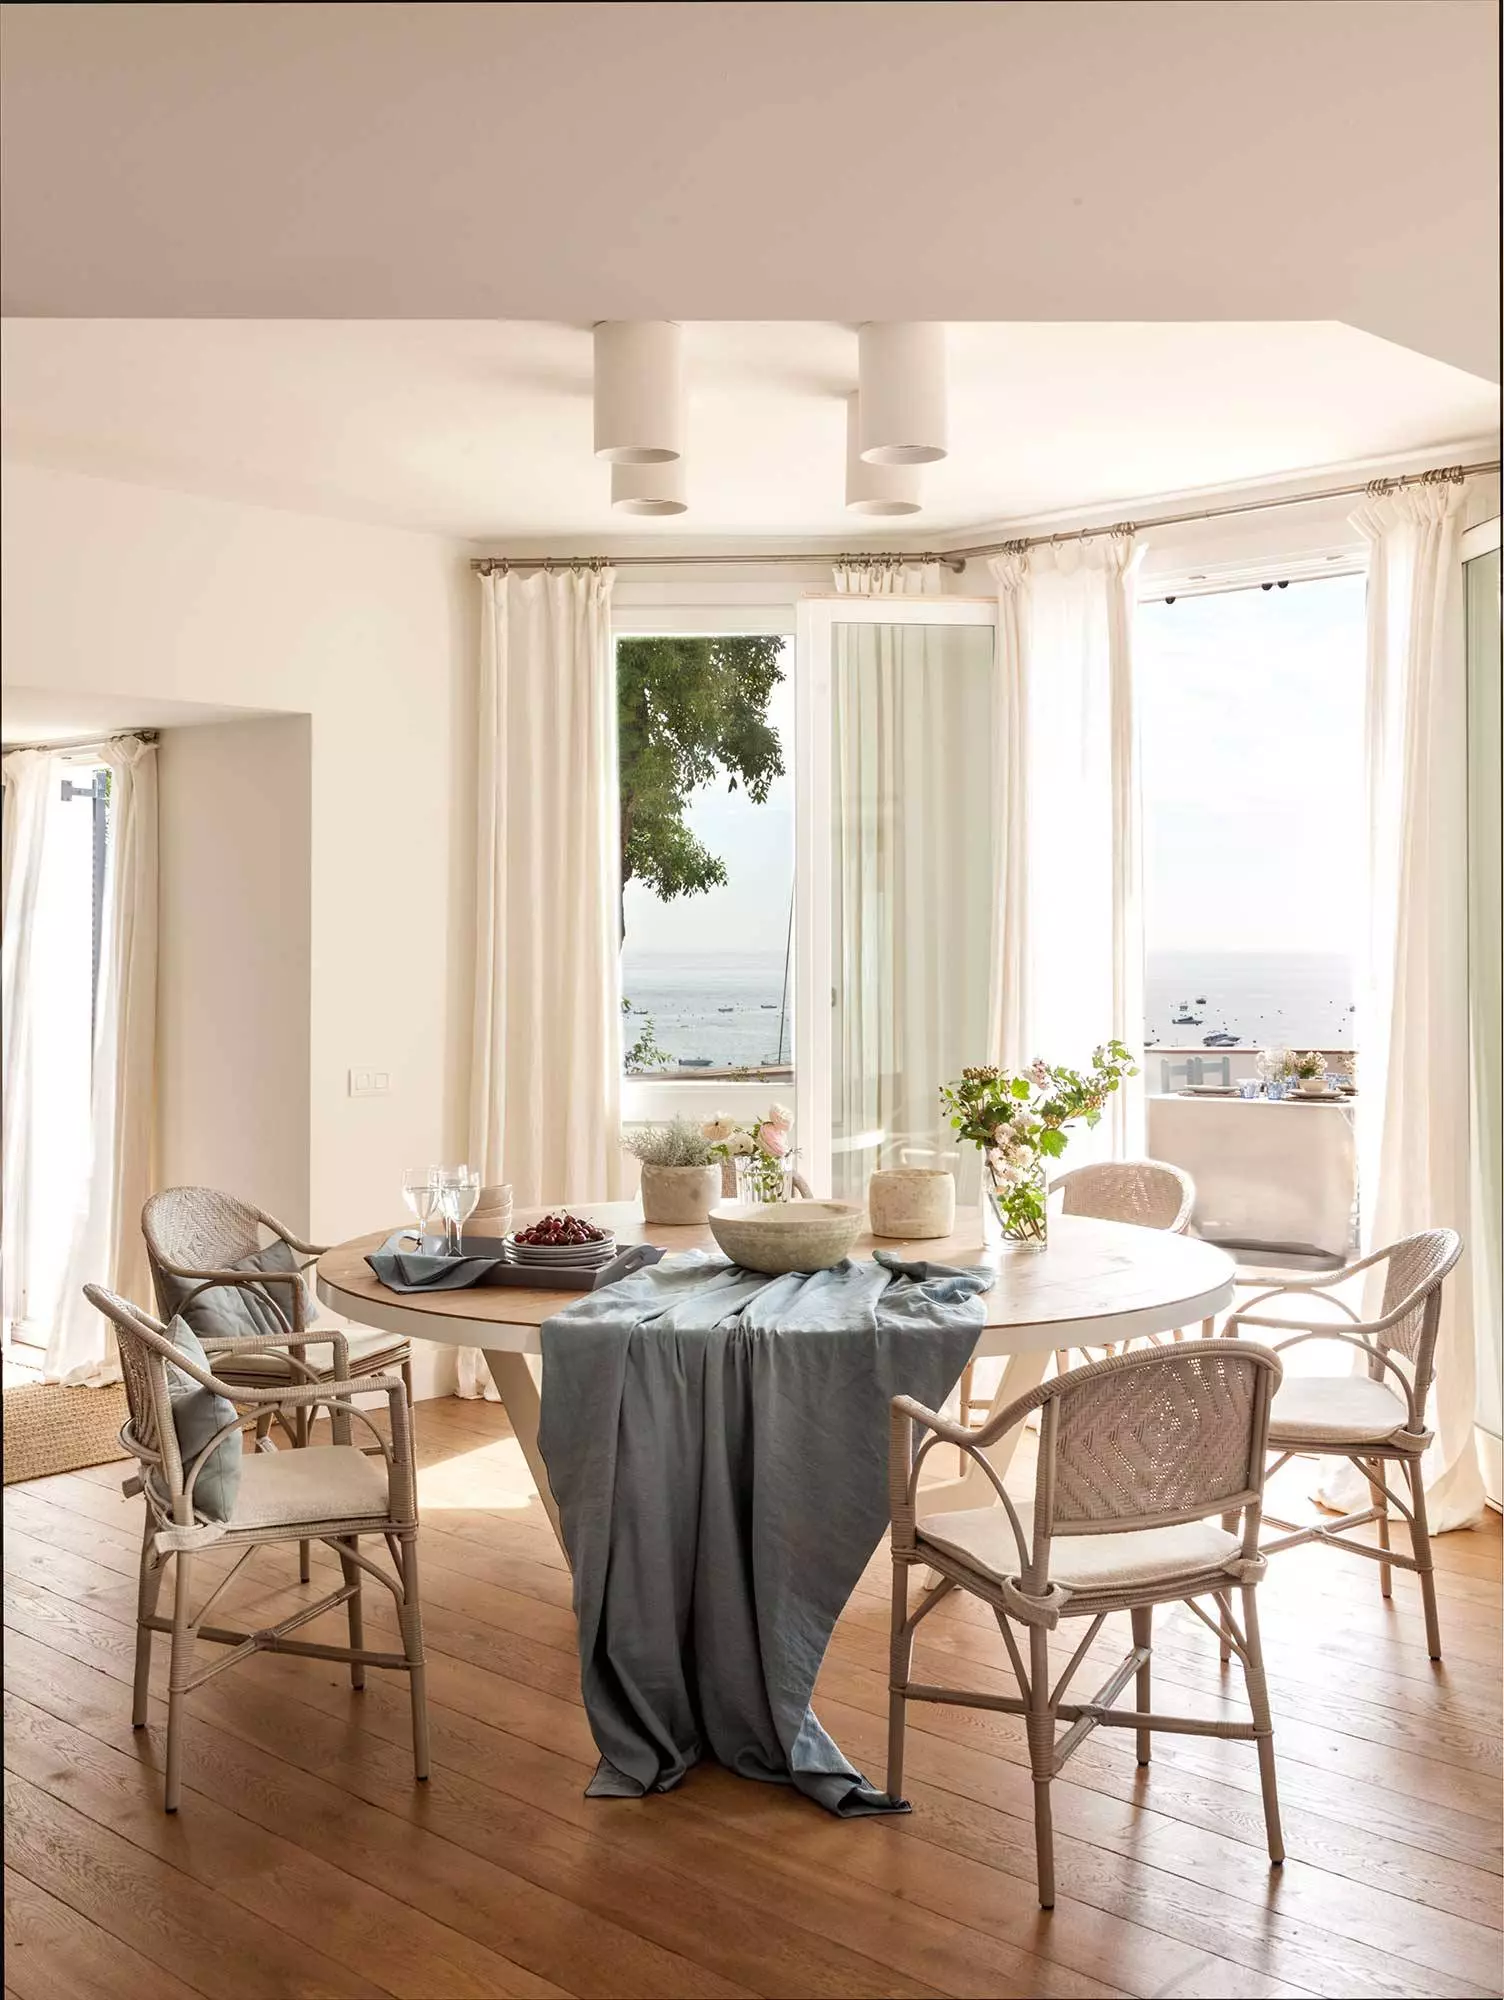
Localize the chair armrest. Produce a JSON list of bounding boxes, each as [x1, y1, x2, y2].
[[890, 1394, 974, 1449]]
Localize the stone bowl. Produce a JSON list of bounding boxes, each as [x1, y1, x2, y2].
[[707, 1199, 864, 1275]]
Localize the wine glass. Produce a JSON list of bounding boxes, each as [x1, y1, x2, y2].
[[401, 1167, 437, 1250], [433, 1165, 481, 1256]]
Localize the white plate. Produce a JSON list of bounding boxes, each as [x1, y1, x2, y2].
[[508, 1239, 616, 1261]]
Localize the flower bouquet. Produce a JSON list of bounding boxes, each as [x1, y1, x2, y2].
[[702, 1103, 795, 1203], [1289, 1050, 1330, 1094], [939, 1041, 1137, 1250]]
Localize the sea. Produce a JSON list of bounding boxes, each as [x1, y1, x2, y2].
[[620, 949, 1355, 1071]]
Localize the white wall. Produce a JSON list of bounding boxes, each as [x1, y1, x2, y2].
[[156, 715, 313, 1227], [1, 460, 476, 1266]]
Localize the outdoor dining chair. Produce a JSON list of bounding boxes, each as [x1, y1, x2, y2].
[[888, 1340, 1285, 1908], [86, 1284, 429, 1814], [1226, 1227, 1463, 1658]]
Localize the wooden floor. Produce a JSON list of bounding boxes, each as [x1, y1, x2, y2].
[[5, 1396, 1501, 2000]]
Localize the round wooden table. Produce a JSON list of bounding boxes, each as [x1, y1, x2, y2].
[[318, 1204, 1235, 1549]]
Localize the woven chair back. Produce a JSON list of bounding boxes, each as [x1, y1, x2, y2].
[[83, 1284, 184, 1494], [1374, 1228, 1462, 1375], [142, 1186, 266, 1314], [1035, 1341, 1280, 1543], [1050, 1160, 1195, 1234]]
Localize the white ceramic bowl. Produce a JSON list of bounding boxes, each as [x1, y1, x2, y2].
[[707, 1200, 864, 1275]]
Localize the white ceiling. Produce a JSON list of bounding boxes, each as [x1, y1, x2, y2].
[[0, 3, 1497, 383], [0, 686, 277, 747], [1, 319, 1495, 543]]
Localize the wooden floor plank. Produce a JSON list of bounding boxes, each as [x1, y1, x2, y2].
[[4, 1869, 210, 2000], [6, 1397, 1500, 2000]]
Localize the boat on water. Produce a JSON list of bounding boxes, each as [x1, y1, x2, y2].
[[1171, 1012, 1203, 1026], [1203, 1031, 1241, 1047], [717, 1006, 734, 1013], [677, 1057, 713, 1069]]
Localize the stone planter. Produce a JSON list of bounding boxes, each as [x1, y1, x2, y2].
[[867, 1168, 955, 1240], [639, 1162, 722, 1226]]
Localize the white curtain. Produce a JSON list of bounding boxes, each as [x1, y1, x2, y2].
[[51, 736, 159, 1386], [461, 567, 627, 1398], [1344, 483, 1483, 1529], [989, 537, 1145, 1157], [832, 560, 942, 597], [1, 748, 54, 1339], [830, 621, 996, 1202]]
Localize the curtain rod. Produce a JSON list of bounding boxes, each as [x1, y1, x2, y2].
[[468, 459, 1498, 575], [2, 728, 159, 758], [470, 549, 967, 575]]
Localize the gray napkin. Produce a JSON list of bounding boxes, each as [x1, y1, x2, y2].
[[365, 1232, 504, 1292]]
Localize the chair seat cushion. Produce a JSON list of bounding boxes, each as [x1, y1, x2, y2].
[[1269, 1374, 1410, 1446], [917, 1502, 1240, 1593], [213, 1329, 407, 1382], [229, 1443, 390, 1531]]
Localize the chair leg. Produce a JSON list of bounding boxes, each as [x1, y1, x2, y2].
[[294, 1404, 312, 1585], [1405, 1456, 1442, 1661], [1215, 1588, 1233, 1663], [133, 1515, 165, 1730], [253, 1411, 273, 1446], [398, 1533, 430, 1781], [1130, 1605, 1152, 1766], [1239, 1583, 1284, 1865], [401, 1353, 414, 1409], [1026, 1624, 1056, 1909], [164, 1552, 196, 1813], [1365, 1457, 1392, 1600], [886, 1564, 914, 1801], [339, 1547, 366, 1690], [955, 1363, 975, 1471]]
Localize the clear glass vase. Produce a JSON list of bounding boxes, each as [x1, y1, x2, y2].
[[735, 1152, 793, 1203], [980, 1149, 1049, 1251]]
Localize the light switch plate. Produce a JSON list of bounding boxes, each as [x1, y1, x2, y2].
[[348, 1067, 391, 1098]]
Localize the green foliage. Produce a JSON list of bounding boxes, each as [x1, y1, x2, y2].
[[622, 1118, 719, 1167], [623, 1014, 672, 1074], [616, 635, 786, 930]]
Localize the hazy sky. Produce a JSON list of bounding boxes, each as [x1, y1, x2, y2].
[[1137, 573, 1365, 954], [620, 578, 1366, 966]]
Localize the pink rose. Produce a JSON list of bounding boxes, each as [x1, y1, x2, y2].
[[757, 1122, 788, 1157]]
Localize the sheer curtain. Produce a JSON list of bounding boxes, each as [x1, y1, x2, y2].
[[469, 566, 627, 1204], [830, 620, 995, 1201], [462, 567, 628, 1397], [989, 536, 1145, 1156], [1, 748, 55, 1342], [832, 560, 942, 597], [1346, 483, 1483, 1529], [51, 736, 159, 1385]]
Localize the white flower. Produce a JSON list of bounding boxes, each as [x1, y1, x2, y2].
[[725, 1130, 755, 1156], [1029, 1058, 1051, 1087], [767, 1102, 794, 1130], [991, 1122, 1013, 1147], [701, 1116, 735, 1142]]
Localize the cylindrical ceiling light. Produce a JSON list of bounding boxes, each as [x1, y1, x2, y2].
[[593, 321, 684, 464], [611, 457, 688, 516], [857, 322, 948, 464], [845, 393, 921, 515]]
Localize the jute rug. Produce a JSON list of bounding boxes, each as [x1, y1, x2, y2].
[[3, 1379, 130, 1483]]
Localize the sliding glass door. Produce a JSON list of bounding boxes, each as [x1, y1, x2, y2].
[[795, 598, 999, 1199]]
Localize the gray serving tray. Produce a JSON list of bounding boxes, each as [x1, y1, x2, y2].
[[412, 1234, 665, 1290]]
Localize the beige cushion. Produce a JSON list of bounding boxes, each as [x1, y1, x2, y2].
[[1269, 1374, 1410, 1447], [229, 1443, 390, 1530], [917, 1501, 1239, 1592], [212, 1329, 407, 1382]]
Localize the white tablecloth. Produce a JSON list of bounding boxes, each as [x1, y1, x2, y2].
[[1147, 1096, 1358, 1260]]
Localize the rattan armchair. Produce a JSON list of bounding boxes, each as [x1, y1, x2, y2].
[[86, 1284, 429, 1814], [1226, 1227, 1462, 1659], [889, 1341, 1285, 1908], [143, 1187, 412, 1581]]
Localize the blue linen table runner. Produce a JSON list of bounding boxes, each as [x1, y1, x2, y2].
[[537, 1249, 991, 1816]]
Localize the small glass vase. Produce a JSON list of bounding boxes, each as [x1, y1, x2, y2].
[[735, 1152, 793, 1203], [980, 1149, 1049, 1252]]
